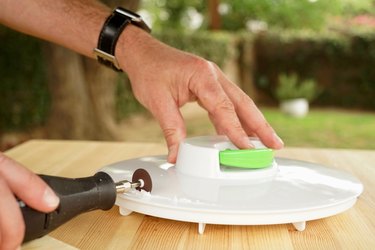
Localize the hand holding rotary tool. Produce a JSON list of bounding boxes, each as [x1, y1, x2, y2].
[[21, 169, 152, 243]]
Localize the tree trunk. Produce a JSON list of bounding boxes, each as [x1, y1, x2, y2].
[[83, 57, 120, 139], [45, 45, 119, 140], [239, 36, 257, 101], [208, 0, 221, 30], [45, 0, 140, 141]]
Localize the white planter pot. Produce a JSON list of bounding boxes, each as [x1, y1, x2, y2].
[[280, 98, 309, 118]]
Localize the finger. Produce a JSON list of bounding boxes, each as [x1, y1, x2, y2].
[[0, 178, 24, 250], [0, 152, 59, 212], [148, 96, 187, 163], [191, 62, 251, 149], [199, 91, 250, 148], [216, 70, 284, 149], [238, 102, 284, 149]]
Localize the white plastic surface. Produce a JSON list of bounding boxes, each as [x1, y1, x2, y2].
[[175, 136, 278, 180], [100, 136, 363, 234]]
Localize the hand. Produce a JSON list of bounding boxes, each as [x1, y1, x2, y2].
[[0, 152, 59, 249], [117, 26, 284, 163], [0, 1, 283, 163]]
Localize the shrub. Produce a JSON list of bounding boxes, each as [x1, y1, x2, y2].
[[0, 27, 49, 131], [254, 29, 375, 109], [155, 30, 236, 68], [275, 73, 319, 102]]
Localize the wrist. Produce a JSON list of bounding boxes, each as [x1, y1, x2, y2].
[[94, 7, 151, 72], [115, 24, 152, 73]]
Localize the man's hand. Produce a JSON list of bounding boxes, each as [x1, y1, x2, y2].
[[117, 26, 284, 163], [0, 0, 283, 164], [0, 152, 59, 249]]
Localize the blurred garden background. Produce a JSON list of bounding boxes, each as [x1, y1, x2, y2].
[[1, 0, 375, 151]]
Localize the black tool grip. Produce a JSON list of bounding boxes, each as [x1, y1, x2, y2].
[[21, 172, 116, 243]]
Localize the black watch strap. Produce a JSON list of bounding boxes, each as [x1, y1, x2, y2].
[[94, 7, 151, 72]]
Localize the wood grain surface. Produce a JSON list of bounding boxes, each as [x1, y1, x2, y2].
[[6, 140, 374, 250]]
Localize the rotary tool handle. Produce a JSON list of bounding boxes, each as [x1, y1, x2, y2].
[[21, 172, 117, 243]]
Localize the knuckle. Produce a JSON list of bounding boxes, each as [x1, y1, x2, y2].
[[162, 127, 176, 139], [162, 127, 186, 147], [213, 98, 235, 115], [163, 127, 184, 142], [162, 127, 178, 144], [191, 57, 211, 68], [253, 120, 272, 134], [222, 124, 242, 136], [190, 58, 218, 79]]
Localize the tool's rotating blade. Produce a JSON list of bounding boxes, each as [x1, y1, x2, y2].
[[132, 168, 152, 192]]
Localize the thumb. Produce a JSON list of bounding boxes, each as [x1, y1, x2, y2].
[[0, 152, 59, 212]]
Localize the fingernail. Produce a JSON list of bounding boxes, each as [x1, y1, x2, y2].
[[274, 133, 284, 147], [43, 187, 60, 208]]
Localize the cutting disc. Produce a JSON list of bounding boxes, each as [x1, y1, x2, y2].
[[132, 168, 152, 192], [100, 136, 363, 234]]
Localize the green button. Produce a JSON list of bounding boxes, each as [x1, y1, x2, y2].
[[219, 148, 274, 169]]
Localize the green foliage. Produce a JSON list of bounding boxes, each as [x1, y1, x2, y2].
[[155, 31, 235, 68], [0, 27, 49, 131], [221, 0, 342, 31], [263, 108, 375, 149], [275, 73, 319, 102], [255, 28, 375, 109], [0, 27, 236, 131], [142, 0, 374, 31], [141, 0, 205, 32], [2, 24, 375, 133], [339, 0, 375, 15]]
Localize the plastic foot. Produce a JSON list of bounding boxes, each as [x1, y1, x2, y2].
[[119, 207, 133, 216], [198, 223, 206, 234], [292, 221, 306, 231]]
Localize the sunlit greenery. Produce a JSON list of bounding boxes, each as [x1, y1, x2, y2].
[[185, 108, 375, 149], [262, 108, 375, 149], [140, 0, 205, 32], [141, 0, 375, 31], [275, 73, 319, 102], [219, 0, 374, 31]]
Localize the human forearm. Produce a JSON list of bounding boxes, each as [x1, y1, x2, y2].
[[0, 0, 110, 58], [0, 0, 284, 163]]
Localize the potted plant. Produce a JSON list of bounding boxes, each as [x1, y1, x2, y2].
[[275, 73, 319, 117]]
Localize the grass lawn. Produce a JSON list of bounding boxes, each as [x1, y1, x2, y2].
[[121, 106, 375, 150], [262, 108, 375, 149], [3, 106, 373, 151]]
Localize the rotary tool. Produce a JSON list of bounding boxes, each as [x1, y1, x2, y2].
[[20, 168, 152, 243]]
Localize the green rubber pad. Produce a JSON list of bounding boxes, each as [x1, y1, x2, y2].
[[219, 148, 274, 169]]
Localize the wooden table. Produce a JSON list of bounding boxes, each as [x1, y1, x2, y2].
[[5, 140, 374, 249]]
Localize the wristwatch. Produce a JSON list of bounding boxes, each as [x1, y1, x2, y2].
[[94, 7, 151, 72]]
